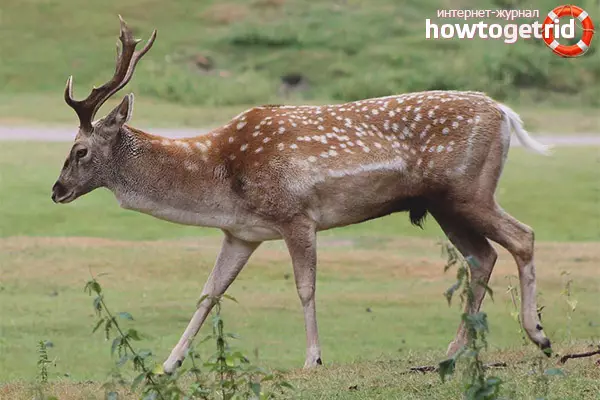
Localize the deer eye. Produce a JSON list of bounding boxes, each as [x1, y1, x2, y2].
[[75, 148, 88, 159]]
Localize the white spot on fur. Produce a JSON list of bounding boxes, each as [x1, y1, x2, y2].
[[175, 141, 191, 150], [194, 142, 207, 152]]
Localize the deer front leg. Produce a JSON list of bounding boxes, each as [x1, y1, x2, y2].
[[282, 220, 322, 368], [163, 232, 260, 374]]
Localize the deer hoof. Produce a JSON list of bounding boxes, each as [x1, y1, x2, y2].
[[163, 357, 184, 375], [540, 338, 552, 357]]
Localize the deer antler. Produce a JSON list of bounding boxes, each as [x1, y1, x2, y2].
[[64, 15, 157, 131]]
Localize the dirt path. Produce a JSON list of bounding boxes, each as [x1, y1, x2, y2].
[[1, 125, 599, 146]]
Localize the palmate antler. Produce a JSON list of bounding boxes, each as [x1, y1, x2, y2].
[[64, 15, 157, 131]]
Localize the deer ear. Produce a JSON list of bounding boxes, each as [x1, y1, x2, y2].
[[101, 94, 134, 135]]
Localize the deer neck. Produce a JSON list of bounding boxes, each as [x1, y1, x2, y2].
[[105, 126, 239, 229]]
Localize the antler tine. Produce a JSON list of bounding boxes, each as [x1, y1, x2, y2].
[[64, 76, 75, 107], [64, 75, 95, 130], [64, 16, 157, 131], [133, 28, 157, 63]]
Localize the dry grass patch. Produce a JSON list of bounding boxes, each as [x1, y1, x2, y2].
[[2, 236, 599, 284]]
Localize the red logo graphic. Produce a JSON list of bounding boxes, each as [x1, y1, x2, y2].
[[542, 5, 595, 57]]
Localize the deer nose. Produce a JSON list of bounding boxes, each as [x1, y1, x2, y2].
[[51, 181, 65, 203]]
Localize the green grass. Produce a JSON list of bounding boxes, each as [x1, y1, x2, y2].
[[0, 0, 599, 126], [289, 351, 600, 399], [4, 354, 600, 399], [1, 236, 599, 398], [0, 93, 250, 129], [0, 143, 598, 241]]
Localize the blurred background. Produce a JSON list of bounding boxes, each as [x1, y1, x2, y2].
[[0, 0, 598, 130], [1, 1, 599, 398]]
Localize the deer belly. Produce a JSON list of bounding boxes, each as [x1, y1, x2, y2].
[[311, 171, 419, 229]]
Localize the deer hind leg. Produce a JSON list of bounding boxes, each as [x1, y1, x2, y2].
[[430, 208, 498, 357], [281, 219, 322, 368], [163, 233, 260, 374], [449, 199, 551, 354]]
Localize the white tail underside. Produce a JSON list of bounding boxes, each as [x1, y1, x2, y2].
[[497, 103, 552, 156]]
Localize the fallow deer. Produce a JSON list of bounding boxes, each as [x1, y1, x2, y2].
[[52, 17, 552, 374]]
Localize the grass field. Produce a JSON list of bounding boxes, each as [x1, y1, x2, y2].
[[1, 237, 600, 398]]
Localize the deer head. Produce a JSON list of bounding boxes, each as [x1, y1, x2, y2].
[[51, 16, 156, 203]]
